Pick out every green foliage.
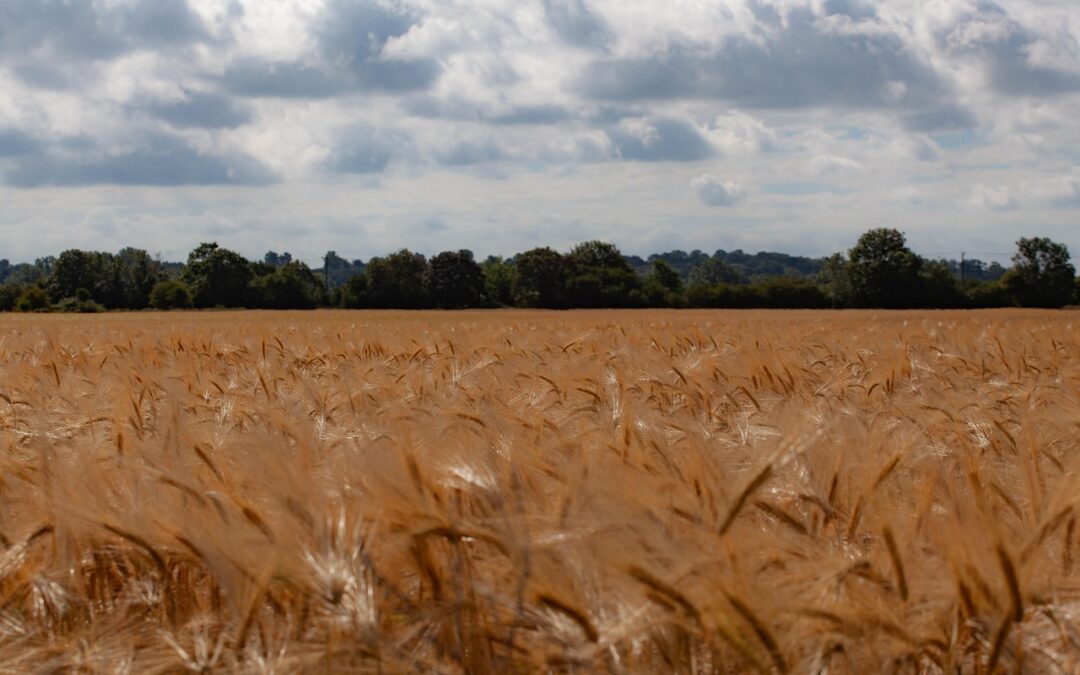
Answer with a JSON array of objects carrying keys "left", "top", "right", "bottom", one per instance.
[
  {"left": 688, "top": 256, "right": 747, "bottom": 286},
  {"left": 513, "top": 247, "right": 567, "bottom": 309},
  {"left": 565, "top": 241, "right": 642, "bottom": 308},
  {"left": 149, "top": 280, "right": 194, "bottom": 310},
  {"left": 53, "top": 296, "right": 106, "bottom": 313},
  {"left": 427, "top": 250, "right": 486, "bottom": 309},
  {"left": 964, "top": 280, "right": 1012, "bottom": 308},
  {"left": 1005, "top": 237, "right": 1076, "bottom": 307},
  {"left": 918, "top": 260, "right": 966, "bottom": 309},
  {"left": 316, "top": 251, "right": 365, "bottom": 289},
  {"left": 481, "top": 256, "right": 515, "bottom": 307},
  {"left": 353, "top": 249, "right": 430, "bottom": 309},
  {"left": 182, "top": 243, "right": 253, "bottom": 308},
  {"left": 15, "top": 286, "right": 50, "bottom": 312},
  {"left": 642, "top": 260, "right": 685, "bottom": 307},
  {"left": 248, "top": 262, "right": 326, "bottom": 309},
  {"left": 842, "top": 228, "right": 924, "bottom": 308},
  {"left": 0, "top": 284, "right": 22, "bottom": 311}
]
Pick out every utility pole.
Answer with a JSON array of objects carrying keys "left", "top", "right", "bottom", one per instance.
[
  {"left": 324, "top": 251, "right": 331, "bottom": 291},
  {"left": 959, "top": 251, "right": 965, "bottom": 283}
]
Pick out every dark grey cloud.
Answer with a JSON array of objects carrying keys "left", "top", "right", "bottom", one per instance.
[
  {"left": 327, "top": 127, "right": 409, "bottom": 174},
  {"left": 437, "top": 141, "right": 505, "bottom": 166},
  {"left": 2, "top": 134, "right": 275, "bottom": 188},
  {"left": 902, "top": 104, "right": 978, "bottom": 132},
  {"left": 821, "top": 0, "right": 877, "bottom": 20},
  {"left": 578, "top": 8, "right": 947, "bottom": 110},
  {"left": 0, "top": 0, "right": 208, "bottom": 65},
  {"left": 223, "top": 0, "right": 439, "bottom": 99},
  {"left": 144, "top": 91, "right": 252, "bottom": 129},
  {"left": 221, "top": 61, "right": 346, "bottom": 99},
  {"left": 941, "top": 2, "right": 1080, "bottom": 97},
  {"left": 489, "top": 105, "right": 574, "bottom": 125},
  {"left": 0, "top": 129, "right": 40, "bottom": 157},
  {"left": 542, "top": 0, "right": 610, "bottom": 47},
  {"left": 607, "top": 118, "right": 714, "bottom": 162}
]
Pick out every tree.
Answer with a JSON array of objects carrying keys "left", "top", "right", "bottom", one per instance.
[
  {"left": 360, "top": 249, "right": 429, "bottom": 308},
  {"left": 643, "top": 259, "right": 684, "bottom": 307},
  {"left": 564, "top": 241, "right": 641, "bottom": 308},
  {"left": 481, "top": 256, "right": 515, "bottom": 307},
  {"left": 1005, "top": 237, "right": 1076, "bottom": 308},
  {"left": 49, "top": 250, "right": 103, "bottom": 303},
  {"left": 248, "top": 261, "right": 326, "bottom": 309},
  {"left": 427, "top": 250, "right": 485, "bottom": 308},
  {"left": 182, "top": 243, "right": 253, "bottom": 308},
  {"left": 149, "top": 280, "right": 194, "bottom": 310},
  {"left": 114, "top": 247, "right": 160, "bottom": 308},
  {"left": 842, "top": 228, "right": 923, "bottom": 308},
  {"left": 264, "top": 251, "right": 293, "bottom": 266},
  {"left": 0, "top": 283, "right": 21, "bottom": 311},
  {"left": 688, "top": 256, "right": 746, "bottom": 287},
  {"left": 15, "top": 286, "right": 50, "bottom": 312},
  {"left": 513, "top": 247, "right": 567, "bottom": 308}
]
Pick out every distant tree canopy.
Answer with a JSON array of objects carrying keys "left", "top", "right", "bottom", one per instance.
[
  {"left": 0, "top": 232, "right": 1075, "bottom": 312},
  {"left": 1004, "top": 237, "right": 1076, "bottom": 308},
  {"left": 183, "top": 243, "right": 253, "bottom": 308}
]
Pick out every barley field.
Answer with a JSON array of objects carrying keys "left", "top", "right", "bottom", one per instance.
[{"left": 0, "top": 309, "right": 1077, "bottom": 673}]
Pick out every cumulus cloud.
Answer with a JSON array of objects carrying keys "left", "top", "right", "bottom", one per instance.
[
  {"left": 1, "top": 133, "right": 274, "bottom": 188},
  {"left": 608, "top": 118, "right": 714, "bottom": 162},
  {"left": 0, "top": 0, "right": 1077, "bottom": 262},
  {"left": 692, "top": 174, "right": 745, "bottom": 206}
]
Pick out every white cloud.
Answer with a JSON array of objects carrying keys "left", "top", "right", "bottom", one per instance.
[
  {"left": 968, "top": 184, "right": 1018, "bottom": 211},
  {"left": 0, "top": 0, "right": 1079, "bottom": 263},
  {"left": 692, "top": 174, "right": 745, "bottom": 207}
]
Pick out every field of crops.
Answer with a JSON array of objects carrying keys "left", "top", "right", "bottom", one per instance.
[{"left": 0, "top": 309, "right": 1077, "bottom": 673}]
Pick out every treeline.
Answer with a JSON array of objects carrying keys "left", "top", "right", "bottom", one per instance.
[{"left": 0, "top": 229, "right": 1075, "bottom": 312}]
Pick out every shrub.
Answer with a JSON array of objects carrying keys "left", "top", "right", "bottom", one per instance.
[{"left": 149, "top": 280, "right": 194, "bottom": 310}]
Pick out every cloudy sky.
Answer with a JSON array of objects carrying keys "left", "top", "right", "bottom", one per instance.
[{"left": 1, "top": 0, "right": 1079, "bottom": 265}]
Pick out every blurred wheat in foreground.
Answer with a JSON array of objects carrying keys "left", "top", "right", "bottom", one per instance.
[{"left": 0, "top": 309, "right": 1079, "bottom": 673}]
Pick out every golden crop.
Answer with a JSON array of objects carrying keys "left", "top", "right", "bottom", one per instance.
[{"left": 0, "top": 309, "right": 1077, "bottom": 673}]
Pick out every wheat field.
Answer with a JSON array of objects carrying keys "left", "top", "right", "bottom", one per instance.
[{"left": 0, "top": 309, "right": 1077, "bottom": 673}]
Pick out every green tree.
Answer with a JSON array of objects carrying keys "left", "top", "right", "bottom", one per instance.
[
  {"left": 1004, "top": 236, "right": 1076, "bottom": 307},
  {"left": 427, "top": 250, "right": 485, "bottom": 308},
  {"left": 149, "top": 280, "right": 194, "bottom": 310},
  {"left": 360, "top": 249, "right": 429, "bottom": 308},
  {"left": 513, "top": 247, "right": 567, "bottom": 308},
  {"left": 0, "top": 283, "right": 22, "bottom": 311},
  {"left": 843, "top": 228, "right": 923, "bottom": 308},
  {"left": 113, "top": 247, "right": 160, "bottom": 309},
  {"left": 564, "top": 241, "right": 641, "bottom": 308},
  {"left": 643, "top": 259, "right": 685, "bottom": 307},
  {"left": 49, "top": 250, "right": 109, "bottom": 304},
  {"left": 249, "top": 261, "right": 326, "bottom": 309},
  {"left": 688, "top": 256, "right": 746, "bottom": 286},
  {"left": 182, "top": 243, "right": 253, "bottom": 308},
  {"left": 15, "top": 286, "right": 50, "bottom": 312},
  {"left": 481, "top": 256, "right": 515, "bottom": 307}
]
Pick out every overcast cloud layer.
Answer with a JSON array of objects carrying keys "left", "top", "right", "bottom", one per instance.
[{"left": 2, "top": 0, "right": 1080, "bottom": 264}]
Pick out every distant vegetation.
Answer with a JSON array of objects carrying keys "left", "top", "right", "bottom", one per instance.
[{"left": 0, "top": 230, "right": 1073, "bottom": 311}]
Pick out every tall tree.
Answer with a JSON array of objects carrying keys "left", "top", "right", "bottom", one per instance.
[
  {"left": 513, "top": 247, "right": 567, "bottom": 308},
  {"left": 480, "top": 256, "right": 515, "bottom": 307},
  {"left": 182, "top": 243, "right": 253, "bottom": 308},
  {"left": 842, "top": 228, "right": 923, "bottom": 308},
  {"left": 1005, "top": 237, "right": 1076, "bottom": 308},
  {"left": 361, "top": 249, "right": 429, "bottom": 308},
  {"left": 427, "top": 250, "right": 486, "bottom": 308},
  {"left": 564, "top": 241, "right": 641, "bottom": 308},
  {"left": 249, "top": 261, "right": 326, "bottom": 309}
]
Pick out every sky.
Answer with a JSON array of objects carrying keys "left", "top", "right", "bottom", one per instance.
[{"left": 1, "top": 0, "right": 1080, "bottom": 266}]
